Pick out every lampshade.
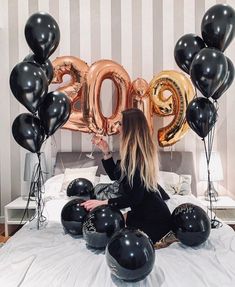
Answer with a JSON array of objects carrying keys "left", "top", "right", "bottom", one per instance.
[
  {"left": 199, "top": 151, "right": 223, "bottom": 182},
  {"left": 24, "top": 152, "right": 48, "bottom": 182}
]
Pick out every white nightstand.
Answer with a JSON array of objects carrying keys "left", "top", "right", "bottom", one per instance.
[
  {"left": 4, "top": 197, "right": 36, "bottom": 237},
  {"left": 198, "top": 196, "right": 235, "bottom": 225}
]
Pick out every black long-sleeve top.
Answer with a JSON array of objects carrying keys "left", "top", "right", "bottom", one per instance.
[{"left": 102, "top": 157, "right": 172, "bottom": 243}]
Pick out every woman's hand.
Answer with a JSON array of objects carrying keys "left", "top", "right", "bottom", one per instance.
[
  {"left": 81, "top": 199, "right": 108, "bottom": 211},
  {"left": 92, "top": 135, "right": 110, "bottom": 154}
]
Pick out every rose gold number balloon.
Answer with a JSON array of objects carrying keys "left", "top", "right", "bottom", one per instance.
[
  {"left": 83, "top": 60, "right": 130, "bottom": 135},
  {"left": 149, "top": 70, "right": 195, "bottom": 147},
  {"left": 128, "top": 78, "right": 153, "bottom": 133},
  {"left": 52, "top": 56, "right": 90, "bottom": 132}
]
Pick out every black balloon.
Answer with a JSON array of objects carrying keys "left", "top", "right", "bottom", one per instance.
[
  {"left": 106, "top": 228, "right": 155, "bottom": 282},
  {"left": 67, "top": 178, "right": 93, "bottom": 198},
  {"left": 12, "top": 113, "right": 45, "bottom": 153},
  {"left": 186, "top": 97, "right": 217, "bottom": 138},
  {"left": 61, "top": 198, "right": 88, "bottom": 236},
  {"left": 9, "top": 62, "right": 48, "bottom": 114},
  {"left": 25, "top": 12, "right": 60, "bottom": 61},
  {"left": 190, "top": 48, "right": 228, "bottom": 98},
  {"left": 212, "top": 57, "right": 234, "bottom": 100},
  {"left": 24, "top": 53, "right": 54, "bottom": 84},
  {"left": 174, "top": 34, "right": 205, "bottom": 74},
  {"left": 83, "top": 205, "right": 125, "bottom": 249},
  {"left": 172, "top": 203, "right": 211, "bottom": 247},
  {"left": 38, "top": 91, "right": 71, "bottom": 136},
  {"left": 201, "top": 4, "right": 235, "bottom": 52}
]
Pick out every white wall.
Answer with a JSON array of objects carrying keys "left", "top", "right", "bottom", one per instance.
[{"left": 0, "top": 0, "right": 235, "bottom": 215}]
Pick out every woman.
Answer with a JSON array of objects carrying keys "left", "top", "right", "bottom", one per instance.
[{"left": 81, "top": 108, "right": 172, "bottom": 243}]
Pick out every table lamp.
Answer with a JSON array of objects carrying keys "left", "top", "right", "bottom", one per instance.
[{"left": 199, "top": 151, "right": 223, "bottom": 201}]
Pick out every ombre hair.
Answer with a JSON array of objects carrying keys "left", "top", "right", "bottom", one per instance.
[{"left": 119, "top": 108, "right": 159, "bottom": 191}]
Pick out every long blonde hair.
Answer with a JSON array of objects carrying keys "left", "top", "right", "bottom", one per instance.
[{"left": 119, "top": 108, "right": 158, "bottom": 191}]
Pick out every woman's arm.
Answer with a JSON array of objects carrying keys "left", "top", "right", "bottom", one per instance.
[{"left": 102, "top": 157, "right": 121, "bottom": 180}]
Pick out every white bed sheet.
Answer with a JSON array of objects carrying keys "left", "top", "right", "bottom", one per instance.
[{"left": 0, "top": 184, "right": 235, "bottom": 286}]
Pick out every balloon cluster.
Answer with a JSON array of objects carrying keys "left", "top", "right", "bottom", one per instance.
[
  {"left": 175, "top": 4, "right": 235, "bottom": 214},
  {"left": 61, "top": 202, "right": 155, "bottom": 282},
  {"left": 174, "top": 4, "right": 235, "bottom": 139},
  {"left": 10, "top": 12, "right": 71, "bottom": 228}
]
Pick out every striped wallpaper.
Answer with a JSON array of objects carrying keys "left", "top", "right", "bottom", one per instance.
[{"left": 0, "top": 0, "right": 235, "bottom": 217}]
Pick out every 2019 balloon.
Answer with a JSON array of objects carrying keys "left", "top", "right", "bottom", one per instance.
[
  {"left": 67, "top": 178, "right": 93, "bottom": 198},
  {"left": 52, "top": 56, "right": 90, "bottom": 132},
  {"left": 172, "top": 203, "right": 211, "bottom": 247},
  {"left": 83, "top": 205, "right": 125, "bottom": 249},
  {"left": 201, "top": 4, "right": 235, "bottom": 52},
  {"left": 212, "top": 57, "right": 234, "bottom": 100},
  {"left": 61, "top": 198, "right": 88, "bottom": 236},
  {"left": 174, "top": 34, "right": 205, "bottom": 74},
  {"left": 106, "top": 228, "right": 155, "bottom": 282},
  {"left": 186, "top": 97, "right": 217, "bottom": 138},
  {"left": 149, "top": 70, "right": 195, "bottom": 147},
  {"left": 12, "top": 113, "right": 45, "bottom": 153},
  {"left": 25, "top": 12, "right": 60, "bottom": 61},
  {"left": 38, "top": 91, "right": 71, "bottom": 137},
  {"left": 190, "top": 48, "right": 228, "bottom": 98},
  {"left": 10, "top": 61, "right": 48, "bottom": 114},
  {"left": 24, "top": 53, "right": 54, "bottom": 84}
]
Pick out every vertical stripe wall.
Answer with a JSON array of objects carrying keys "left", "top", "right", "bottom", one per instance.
[{"left": 0, "top": 0, "right": 235, "bottom": 216}]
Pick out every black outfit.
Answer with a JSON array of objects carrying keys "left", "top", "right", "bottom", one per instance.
[{"left": 102, "top": 157, "right": 172, "bottom": 243}]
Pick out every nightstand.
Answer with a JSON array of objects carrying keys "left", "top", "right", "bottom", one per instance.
[
  {"left": 4, "top": 197, "right": 36, "bottom": 237},
  {"left": 198, "top": 196, "right": 235, "bottom": 225}
]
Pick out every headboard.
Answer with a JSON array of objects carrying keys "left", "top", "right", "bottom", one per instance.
[{"left": 54, "top": 151, "right": 197, "bottom": 196}]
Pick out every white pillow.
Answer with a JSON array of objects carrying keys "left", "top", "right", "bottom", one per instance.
[
  {"left": 99, "top": 174, "right": 115, "bottom": 184},
  {"left": 61, "top": 166, "right": 98, "bottom": 192},
  {"left": 158, "top": 171, "right": 191, "bottom": 196}
]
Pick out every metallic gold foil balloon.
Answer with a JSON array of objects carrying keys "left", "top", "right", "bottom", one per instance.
[
  {"left": 149, "top": 70, "right": 195, "bottom": 147},
  {"left": 52, "top": 56, "right": 90, "bottom": 132},
  {"left": 83, "top": 60, "right": 130, "bottom": 135}
]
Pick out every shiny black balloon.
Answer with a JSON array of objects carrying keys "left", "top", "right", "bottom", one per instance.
[
  {"left": 61, "top": 198, "right": 88, "bottom": 236},
  {"left": 9, "top": 62, "right": 48, "bottom": 114},
  {"left": 23, "top": 53, "right": 54, "bottom": 84},
  {"left": 25, "top": 12, "right": 60, "bottom": 61},
  {"left": 174, "top": 34, "right": 205, "bottom": 74},
  {"left": 83, "top": 205, "right": 125, "bottom": 249},
  {"left": 212, "top": 57, "right": 234, "bottom": 100},
  {"left": 172, "top": 203, "right": 211, "bottom": 247},
  {"left": 38, "top": 91, "right": 71, "bottom": 136},
  {"left": 106, "top": 228, "right": 155, "bottom": 282},
  {"left": 201, "top": 4, "right": 235, "bottom": 52},
  {"left": 12, "top": 113, "right": 45, "bottom": 153},
  {"left": 190, "top": 48, "right": 228, "bottom": 98},
  {"left": 186, "top": 97, "right": 217, "bottom": 138},
  {"left": 67, "top": 178, "right": 93, "bottom": 198}
]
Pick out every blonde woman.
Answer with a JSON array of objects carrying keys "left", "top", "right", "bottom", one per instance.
[{"left": 82, "top": 108, "right": 172, "bottom": 243}]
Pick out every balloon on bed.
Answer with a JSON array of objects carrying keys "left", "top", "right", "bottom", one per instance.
[
  {"left": 171, "top": 203, "right": 211, "bottom": 247},
  {"left": 105, "top": 228, "right": 155, "bottom": 282},
  {"left": 82, "top": 205, "right": 125, "bottom": 249},
  {"left": 10, "top": 12, "right": 71, "bottom": 230}
]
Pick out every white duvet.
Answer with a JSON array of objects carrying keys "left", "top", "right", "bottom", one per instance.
[{"left": 0, "top": 179, "right": 235, "bottom": 286}]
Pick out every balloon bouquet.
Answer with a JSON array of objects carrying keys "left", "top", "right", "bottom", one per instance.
[
  {"left": 174, "top": 4, "right": 235, "bottom": 227},
  {"left": 10, "top": 12, "right": 71, "bottom": 229}
]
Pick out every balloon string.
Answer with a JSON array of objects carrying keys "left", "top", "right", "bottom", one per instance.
[{"left": 20, "top": 152, "right": 47, "bottom": 228}]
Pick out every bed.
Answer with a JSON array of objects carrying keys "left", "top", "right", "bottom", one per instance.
[{"left": 0, "top": 151, "right": 235, "bottom": 287}]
